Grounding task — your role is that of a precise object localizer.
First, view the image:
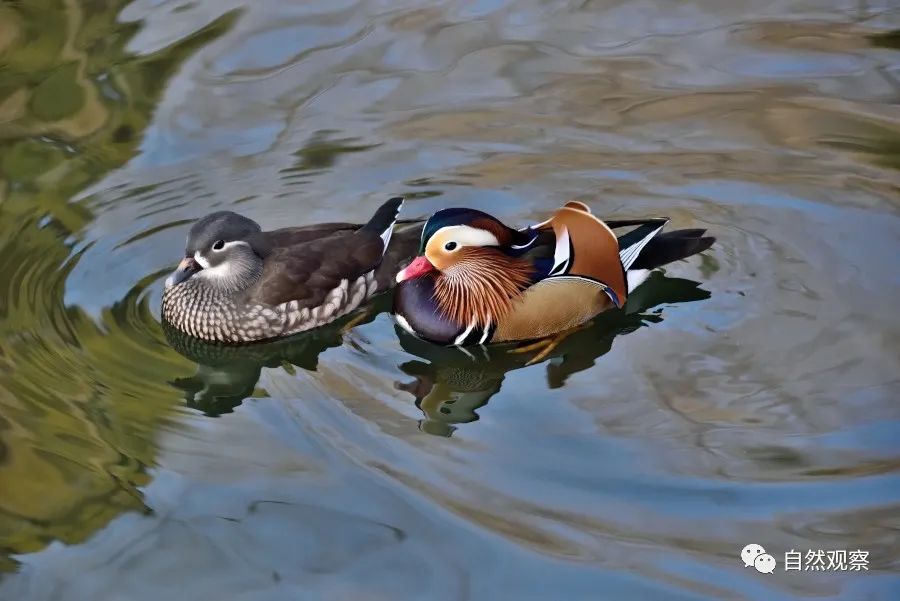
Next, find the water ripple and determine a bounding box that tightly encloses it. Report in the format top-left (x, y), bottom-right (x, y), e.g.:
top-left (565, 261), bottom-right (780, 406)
top-left (1, 0), bottom-right (898, 599)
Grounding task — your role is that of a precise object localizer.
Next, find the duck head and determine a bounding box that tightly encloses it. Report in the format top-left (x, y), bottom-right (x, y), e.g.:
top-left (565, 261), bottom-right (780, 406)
top-left (165, 211), bottom-right (270, 294)
top-left (396, 208), bottom-right (539, 281)
top-left (395, 208), bottom-right (538, 328)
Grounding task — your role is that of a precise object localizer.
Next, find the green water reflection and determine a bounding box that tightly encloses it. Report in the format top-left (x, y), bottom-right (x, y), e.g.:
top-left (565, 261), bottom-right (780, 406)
top-left (0, 0), bottom-right (236, 570)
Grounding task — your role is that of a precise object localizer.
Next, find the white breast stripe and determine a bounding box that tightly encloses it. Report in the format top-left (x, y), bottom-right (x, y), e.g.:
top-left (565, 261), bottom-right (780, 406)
top-left (395, 314), bottom-right (416, 335)
top-left (453, 317), bottom-right (478, 346)
top-left (478, 315), bottom-right (492, 344)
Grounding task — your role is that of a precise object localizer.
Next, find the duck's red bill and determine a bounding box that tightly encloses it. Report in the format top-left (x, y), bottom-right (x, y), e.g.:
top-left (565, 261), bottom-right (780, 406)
top-left (396, 256), bottom-right (434, 283)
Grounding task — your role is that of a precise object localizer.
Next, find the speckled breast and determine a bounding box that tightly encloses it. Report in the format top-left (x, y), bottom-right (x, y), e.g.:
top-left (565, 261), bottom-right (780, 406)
top-left (162, 271), bottom-right (377, 343)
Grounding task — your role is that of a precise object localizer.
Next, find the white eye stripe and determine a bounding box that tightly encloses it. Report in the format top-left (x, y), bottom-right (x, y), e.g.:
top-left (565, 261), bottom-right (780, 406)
top-left (194, 241), bottom-right (249, 268)
top-left (433, 225), bottom-right (500, 248)
top-left (211, 240), bottom-right (249, 252)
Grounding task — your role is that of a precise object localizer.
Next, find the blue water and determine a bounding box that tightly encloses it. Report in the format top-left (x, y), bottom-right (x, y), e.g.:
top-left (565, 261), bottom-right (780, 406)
top-left (0, 1), bottom-right (898, 599)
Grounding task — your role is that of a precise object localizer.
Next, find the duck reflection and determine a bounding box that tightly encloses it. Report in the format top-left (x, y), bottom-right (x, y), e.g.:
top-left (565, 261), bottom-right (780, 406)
top-left (395, 272), bottom-right (711, 436)
top-left (165, 274), bottom-right (709, 430)
top-left (164, 295), bottom-right (393, 415)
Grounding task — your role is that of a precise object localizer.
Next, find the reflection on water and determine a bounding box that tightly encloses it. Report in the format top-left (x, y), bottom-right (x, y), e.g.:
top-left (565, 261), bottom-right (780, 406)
top-left (1, 0), bottom-right (899, 599)
top-left (0, 0), bottom-right (233, 572)
top-left (397, 273), bottom-right (712, 436)
top-left (163, 274), bottom-right (711, 433)
top-left (163, 298), bottom-right (386, 416)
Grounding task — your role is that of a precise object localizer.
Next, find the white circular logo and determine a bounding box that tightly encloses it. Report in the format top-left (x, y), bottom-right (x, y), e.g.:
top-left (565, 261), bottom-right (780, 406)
top-left (741, 544), bottom-right (767, 568)
top-left (754, 553), bottom-right (777, 574)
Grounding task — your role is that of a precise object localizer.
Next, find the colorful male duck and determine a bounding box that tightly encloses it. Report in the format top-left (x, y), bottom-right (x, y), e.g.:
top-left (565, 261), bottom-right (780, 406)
top-left (393, 201), bottom-right (714, 356)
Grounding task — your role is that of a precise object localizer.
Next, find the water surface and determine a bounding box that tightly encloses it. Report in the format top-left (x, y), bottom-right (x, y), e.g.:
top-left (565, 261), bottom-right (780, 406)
top-left (0, 1), bottom-right (898, 599)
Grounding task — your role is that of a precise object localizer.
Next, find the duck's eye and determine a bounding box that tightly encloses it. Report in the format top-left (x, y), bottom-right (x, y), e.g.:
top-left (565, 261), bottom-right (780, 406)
top-left (444, 241), bottom-right (458, 251)
top-left (212, 240), bottom-right (225, 251)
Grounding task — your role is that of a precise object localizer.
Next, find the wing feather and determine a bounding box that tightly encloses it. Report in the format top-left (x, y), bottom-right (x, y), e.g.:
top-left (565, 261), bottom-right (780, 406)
top-left (246, 228), bottom-right (385, 308)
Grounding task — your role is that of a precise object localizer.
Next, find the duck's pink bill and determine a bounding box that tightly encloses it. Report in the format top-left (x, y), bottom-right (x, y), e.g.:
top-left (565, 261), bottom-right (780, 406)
top-left (396, 256), bottom-right (434, 283)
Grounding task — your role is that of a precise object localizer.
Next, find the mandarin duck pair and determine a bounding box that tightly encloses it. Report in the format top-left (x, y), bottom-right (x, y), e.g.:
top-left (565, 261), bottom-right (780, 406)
top-left (162, 198), bottom-right (714, 355)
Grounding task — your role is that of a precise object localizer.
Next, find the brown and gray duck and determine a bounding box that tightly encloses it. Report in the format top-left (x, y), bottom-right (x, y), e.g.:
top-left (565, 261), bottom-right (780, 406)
top-left (162, 197), bottom-right (419, 343)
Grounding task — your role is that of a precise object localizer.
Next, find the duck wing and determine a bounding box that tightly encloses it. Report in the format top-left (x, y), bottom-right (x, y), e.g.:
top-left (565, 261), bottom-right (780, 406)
top-left (491, 204), bottom-right (625, 342)
top-left (528, 203), bottom-right (630, 305)
top-left (244, 198), bottom-right (405, 313)
top-left (262, 222), bottom-right (359, 248)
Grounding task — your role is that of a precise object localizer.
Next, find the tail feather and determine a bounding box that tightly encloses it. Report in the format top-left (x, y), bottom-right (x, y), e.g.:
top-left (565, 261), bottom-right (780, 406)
top-left (362, 197), bottom-right (404, 252)
top-left (630, 229), bottom-right (715, 270)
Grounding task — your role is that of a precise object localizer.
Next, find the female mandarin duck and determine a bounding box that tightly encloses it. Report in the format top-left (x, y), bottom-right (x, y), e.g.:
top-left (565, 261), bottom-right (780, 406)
top-left (162, 197), bottom-right (420, 343)
top-left (393, 201), bottom-right (714, 357)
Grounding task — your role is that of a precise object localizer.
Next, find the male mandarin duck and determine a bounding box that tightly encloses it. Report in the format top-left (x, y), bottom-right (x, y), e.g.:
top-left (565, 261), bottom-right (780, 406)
top-left (162, 197), bottom-right (421, 343)
top-left (393, 201), bottom-right (714, 354)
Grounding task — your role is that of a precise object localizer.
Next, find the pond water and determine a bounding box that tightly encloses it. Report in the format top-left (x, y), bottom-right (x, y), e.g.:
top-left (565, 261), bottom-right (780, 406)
top-left (1, 1), bottom-right (898, 600)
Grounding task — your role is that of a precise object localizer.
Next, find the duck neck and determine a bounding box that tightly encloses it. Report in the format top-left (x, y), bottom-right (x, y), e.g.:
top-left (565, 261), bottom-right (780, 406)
top-left (433, 251), bottom-right (533, 329)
